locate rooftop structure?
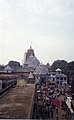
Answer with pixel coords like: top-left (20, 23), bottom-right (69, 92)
top-left (49, 68), bottom-right (67, 85)
top-left (4, 65), bottom-right (14, 73)
top-left (34, 63), bottom-right (49, 76)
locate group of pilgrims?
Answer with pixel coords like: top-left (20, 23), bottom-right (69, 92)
top-left (35, 77), bottom-right (69, 119)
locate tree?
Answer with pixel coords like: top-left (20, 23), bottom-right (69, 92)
top-left (8, 61), bottom-right (20, 68)
top-left (0, 65), bottom-right (5, 71)
top-left (51, 60), bottom-right (68, 72)
top-left (64, 61), bottom-right (74, 83)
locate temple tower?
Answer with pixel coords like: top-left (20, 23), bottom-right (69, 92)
top-left (26, 46), bottom-right (35, 60)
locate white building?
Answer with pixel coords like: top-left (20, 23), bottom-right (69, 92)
top-left (4, 65), bottom-right (14, 73)
top-left (49, 68), bottom-right (67, 85)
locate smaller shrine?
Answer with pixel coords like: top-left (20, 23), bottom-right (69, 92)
top-left (27, 72), bottom-right (34, 84)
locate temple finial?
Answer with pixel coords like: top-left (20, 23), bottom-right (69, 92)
top-left (30, 41), bottom-right (32, 49)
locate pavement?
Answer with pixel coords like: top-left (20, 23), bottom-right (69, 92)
top-left (0, 79), bottom-right (35, 119)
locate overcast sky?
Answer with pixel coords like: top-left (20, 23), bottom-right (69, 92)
top-left (0, 0), bottom-right (74, 65)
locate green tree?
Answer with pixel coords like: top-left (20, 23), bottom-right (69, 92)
top-left (51, 60), bottom-right (68, 72)
top-left (8, 61), bottom-right (20, 68)
top-left (64, 61), bottom-right (74, 78)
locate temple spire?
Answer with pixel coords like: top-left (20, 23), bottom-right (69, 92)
top-left (30, 41), bottom-right (32, 49)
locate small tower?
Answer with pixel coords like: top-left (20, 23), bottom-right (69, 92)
top-left (26, 46), bottom-right (35, 60)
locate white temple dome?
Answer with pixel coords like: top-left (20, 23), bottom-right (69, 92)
top-left (25, 54), bottom-right (40, 69)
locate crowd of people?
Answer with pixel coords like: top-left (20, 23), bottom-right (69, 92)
top-left (35, 77), bottom-right (70, 119)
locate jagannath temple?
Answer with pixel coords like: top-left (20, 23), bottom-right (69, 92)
top-left (22, 46), bottom-right (40, 69)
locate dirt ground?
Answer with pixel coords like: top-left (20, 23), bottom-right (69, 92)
top-left (0, 79), bottom-right (35, 119)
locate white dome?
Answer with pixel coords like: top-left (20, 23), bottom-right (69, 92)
top-left (55, 68), bottom-right (62, 72)
top-left (25, 54), bottom-right (40, 69)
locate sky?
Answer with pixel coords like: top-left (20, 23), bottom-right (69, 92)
top-left (0, 0), bottom-right (74, 65)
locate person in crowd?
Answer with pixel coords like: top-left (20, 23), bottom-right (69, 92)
top-left (56, 106), bottom-right (58, 114)
top-left (56, 113), bottom-right (59, 120)
top-left (49, 103), bottom-right (53, 118)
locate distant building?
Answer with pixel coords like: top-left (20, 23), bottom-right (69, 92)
top-left (34, 66), bottom-right (67, 85)
top-left (49, 68), bottom-right (67, 85)
top-left (4, 65), bottom-right (14, 73)
top-left (22, 47), bottom-right (67, 86)
top-left (34, 63), bottom-right (49, 76)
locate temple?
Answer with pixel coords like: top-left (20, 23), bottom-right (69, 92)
top-left (23, 46), bottom-right (40, 69)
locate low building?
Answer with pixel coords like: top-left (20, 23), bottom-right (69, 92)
top-left (4, 65), bottom-right (14, 73)
top-left (49, 68), bottom-right (67, 85)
